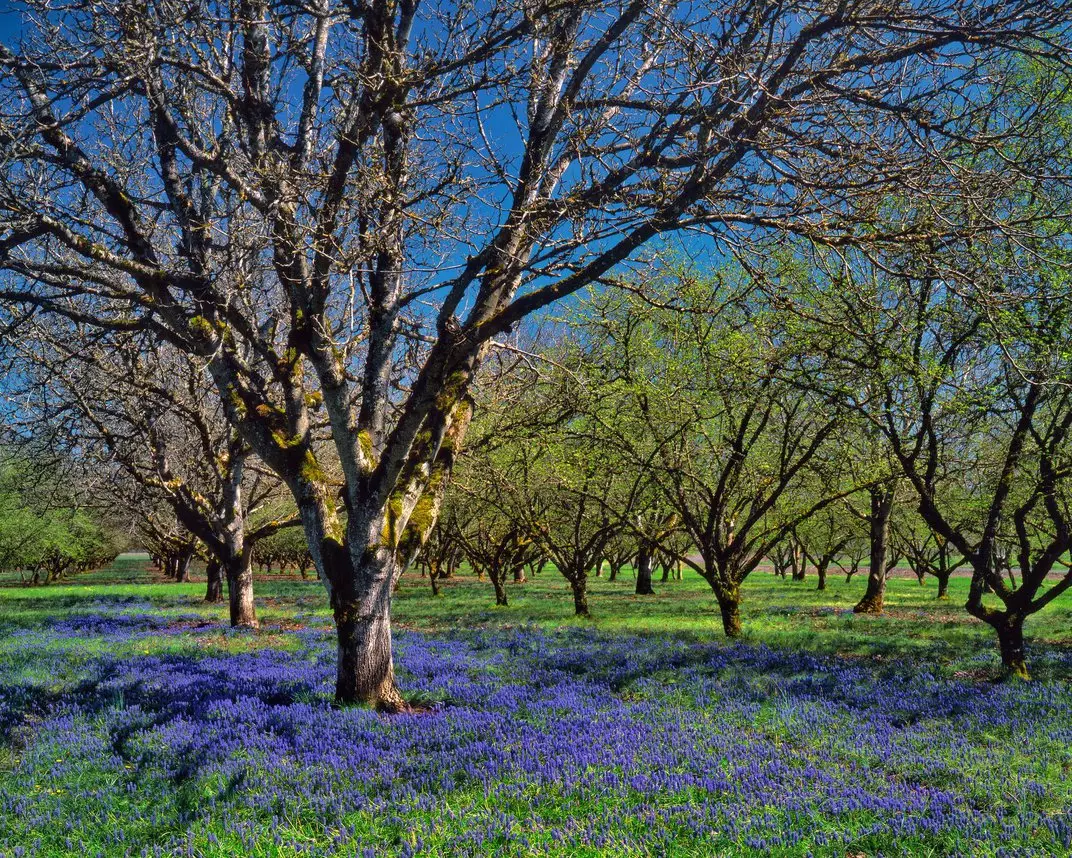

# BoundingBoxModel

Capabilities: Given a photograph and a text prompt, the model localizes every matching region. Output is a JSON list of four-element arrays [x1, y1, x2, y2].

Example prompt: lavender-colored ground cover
[[0, 599, 1069, 857]]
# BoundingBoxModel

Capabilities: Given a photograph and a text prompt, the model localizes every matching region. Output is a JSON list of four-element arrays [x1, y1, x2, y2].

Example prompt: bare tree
[[0, 0, 1066, 706], [11, 324, 297, 626]]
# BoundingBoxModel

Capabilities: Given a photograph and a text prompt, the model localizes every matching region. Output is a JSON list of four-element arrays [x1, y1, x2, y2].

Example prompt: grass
[[0, 555, 1068, 857]]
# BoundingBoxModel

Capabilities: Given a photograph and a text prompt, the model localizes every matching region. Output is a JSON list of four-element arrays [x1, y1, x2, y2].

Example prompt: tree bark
[[569, 574, 591, 618], [791, 543, 806, 581], [490, 567, 508, 606], [225, 551, 258, 628], [854, 483, 894, 614], [936, 571, 950, 599], [332, 549, 405, 711], [635, 545, 655, 596], [205, 558, 223, 603], [995, 615, 1029, 679], [174, 547, 194, 582], [816, 561, 828, 591], [717, 590, 742, 637]]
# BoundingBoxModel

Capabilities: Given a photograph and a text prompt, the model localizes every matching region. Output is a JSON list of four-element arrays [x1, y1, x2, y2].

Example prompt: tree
[[1, 0, 1066, 706], [11, 324, 298, 627], [894, 510, 966, 599], [794, 500, 860, 591], [0, 445, 126, 582], [807, 229, 1072, 677], [460, 359, 632, 618], [571, 270, 859, 635]]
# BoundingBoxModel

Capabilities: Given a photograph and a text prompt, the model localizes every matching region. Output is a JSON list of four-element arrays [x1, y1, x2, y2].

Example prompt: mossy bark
[[995, 616, 1030, 680], [332, 549, 405, 711], [718, 594, 742, 637], [490, 566, 508, 606], [569, 574, 591, 618]]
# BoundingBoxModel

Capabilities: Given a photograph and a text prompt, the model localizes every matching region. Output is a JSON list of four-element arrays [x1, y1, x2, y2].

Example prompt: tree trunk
[[854, 483, 894, 614], [225, 552, 258, 628], [175, 548, 194, 582], [635, 545, 655, 596], [936, 571, 951, 599], [791, 544, 806, 581], [716, 589, 742, 637], [512, 565, 526, 584], [205, 559, 223, 603], [332, 550, 405, 711], [995, 615, 1029, 679], [490, 567, 508, 606], [569, 574, 591, 618], [816, 561, 827, 591]]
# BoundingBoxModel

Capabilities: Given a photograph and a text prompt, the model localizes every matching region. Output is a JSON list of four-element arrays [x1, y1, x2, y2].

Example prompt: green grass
[[3, 556, 1069, 676]]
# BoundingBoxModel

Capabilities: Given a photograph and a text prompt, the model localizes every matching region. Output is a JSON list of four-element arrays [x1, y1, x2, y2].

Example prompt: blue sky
[[0, 2, 22, 46]]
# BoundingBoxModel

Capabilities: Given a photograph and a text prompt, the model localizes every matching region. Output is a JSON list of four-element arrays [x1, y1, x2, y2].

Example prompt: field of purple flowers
[[0, 589, 1070, 857]]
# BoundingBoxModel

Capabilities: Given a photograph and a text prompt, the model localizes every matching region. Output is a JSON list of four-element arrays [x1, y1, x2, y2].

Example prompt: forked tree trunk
[[205, 559, 223, 603], [854, 484, 894, 614], [792, 545, 806, 581], [225, 551, 258, 628], [635, 545, 655, 596]]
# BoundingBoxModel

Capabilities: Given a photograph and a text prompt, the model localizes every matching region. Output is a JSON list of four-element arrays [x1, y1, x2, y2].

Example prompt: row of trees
[[0, 448, 126, 583], [423, 249, 1072, 678], [0, 0, 1069, 706], [3, 248, 1069, 678]]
